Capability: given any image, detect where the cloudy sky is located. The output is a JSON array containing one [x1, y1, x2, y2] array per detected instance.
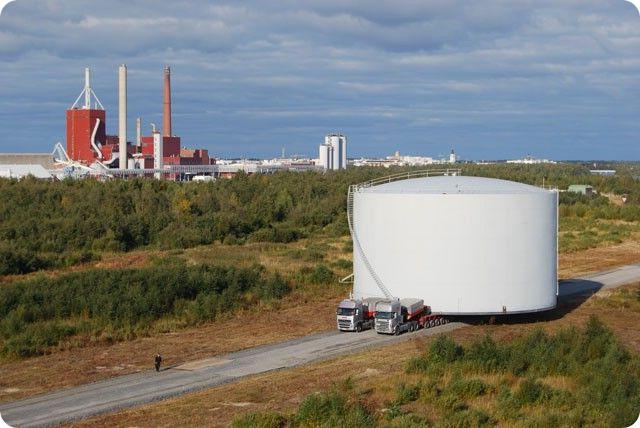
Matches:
[[0, 0, 639, 160]]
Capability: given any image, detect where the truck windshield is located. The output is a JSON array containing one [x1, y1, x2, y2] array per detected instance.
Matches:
[[376, 312, 395, 319], [337, 308, 355, 316]]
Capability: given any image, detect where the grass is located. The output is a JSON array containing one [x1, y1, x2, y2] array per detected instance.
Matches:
[[231, 316, 640, 427], [559, 217, 640, 253]]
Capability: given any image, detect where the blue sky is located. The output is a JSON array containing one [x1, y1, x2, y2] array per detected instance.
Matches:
[[0, 0, 639, 160]]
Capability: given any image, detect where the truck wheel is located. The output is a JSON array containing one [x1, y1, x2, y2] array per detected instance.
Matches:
[[435, 318, 441, 326], [356, 323, 362, 333], [409, 323, 414, 332], [394, 326, 400, 336]]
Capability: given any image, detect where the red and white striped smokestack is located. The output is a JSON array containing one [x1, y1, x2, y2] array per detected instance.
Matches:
[[163, 66, 172, 137]]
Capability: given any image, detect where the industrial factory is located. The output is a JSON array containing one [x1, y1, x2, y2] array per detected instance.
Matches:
[[0, 64, 335, 180], [65, 65, 215, 179]]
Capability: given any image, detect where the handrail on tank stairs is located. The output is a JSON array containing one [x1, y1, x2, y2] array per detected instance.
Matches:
[[346, 169, 462, 300]]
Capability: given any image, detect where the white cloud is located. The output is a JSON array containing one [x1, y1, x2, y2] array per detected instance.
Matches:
[[0, 0, 638, 159]]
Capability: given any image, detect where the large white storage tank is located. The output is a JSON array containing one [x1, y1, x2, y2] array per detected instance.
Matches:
[[350, 173, 558, 315]]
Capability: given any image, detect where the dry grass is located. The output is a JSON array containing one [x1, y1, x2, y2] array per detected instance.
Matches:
[[70, 283, 640, 428], [559, 238, 640, 279], [0, 235, 637, 404]]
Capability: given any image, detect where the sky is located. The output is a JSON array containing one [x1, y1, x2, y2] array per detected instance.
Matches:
[[0, 0, 639, 160]]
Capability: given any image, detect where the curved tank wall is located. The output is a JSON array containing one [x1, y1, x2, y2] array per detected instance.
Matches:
[[352, 176, 558, 315]]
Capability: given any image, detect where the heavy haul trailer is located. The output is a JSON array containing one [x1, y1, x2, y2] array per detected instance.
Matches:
[[374, 298, 448, 335], [337, 297, 447, 334]]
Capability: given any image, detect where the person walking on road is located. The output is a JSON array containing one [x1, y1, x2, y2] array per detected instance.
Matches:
[[154, 353, 162, 372]]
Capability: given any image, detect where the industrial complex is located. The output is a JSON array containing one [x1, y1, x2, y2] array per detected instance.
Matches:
[[65, 65, 214, 174], [0, 65, 328, 180]]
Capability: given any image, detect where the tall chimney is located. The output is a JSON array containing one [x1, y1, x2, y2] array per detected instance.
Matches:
[[118, 64, 127, 170], [84, 68, 91, 109], [136, 117, 142, 146], [163, 66, 172, 137]]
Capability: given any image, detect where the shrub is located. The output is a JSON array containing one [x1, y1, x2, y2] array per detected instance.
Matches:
[[309, 264, 335, 284], [438, 408, 493, 428], [395, 382, 420, 405], [332, 258, 353, 270], [294, 390, 375, 427], [231, 412, 287, 428], [0, 261, 290, 357], [514, 378, 554, 406], [446, 377, 490, 399], [406, 335, 464, 374]]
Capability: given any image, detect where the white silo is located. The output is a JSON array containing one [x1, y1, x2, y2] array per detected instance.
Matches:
[[326, 133, 347, 170], [329, 134, 342, 170], [340, 135, 347, 169], [349, 172, 558, 315], [319, 144, 333, 170]]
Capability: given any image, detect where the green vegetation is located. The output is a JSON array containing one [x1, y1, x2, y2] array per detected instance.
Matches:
[[233, 317, 640, 427], [1, 163, 639, 359], [2, 163, 640, 275], [0, 260, 289, 357]]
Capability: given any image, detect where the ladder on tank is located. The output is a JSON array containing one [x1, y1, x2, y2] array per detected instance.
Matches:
[[348, 184, 394, 300], [346, 169, 462, 301]]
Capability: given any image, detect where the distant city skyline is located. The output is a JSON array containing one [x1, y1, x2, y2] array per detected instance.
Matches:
[[0, 0, 639, 160]]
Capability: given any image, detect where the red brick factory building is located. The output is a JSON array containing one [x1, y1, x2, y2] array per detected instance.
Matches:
[[65, 65, 214, 177]]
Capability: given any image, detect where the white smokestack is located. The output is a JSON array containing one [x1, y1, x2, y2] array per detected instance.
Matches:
[[136, 117, 141, 147], [118, 64, 127, 170], [84, 68, 91, 109], [153, 129, 163, 180]]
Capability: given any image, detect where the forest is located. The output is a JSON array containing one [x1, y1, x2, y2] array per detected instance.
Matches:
[[1, 163, 639, 276]]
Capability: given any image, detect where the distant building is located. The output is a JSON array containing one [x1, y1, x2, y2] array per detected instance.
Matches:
[[568, 184, 595, 196], [449, 149, 457, 164], [318, 133, 347, 170], [0, 164, 53, 180], [590, 170, 616, 176], [507, 155, 556, 164], [0, 153, 56, 169]]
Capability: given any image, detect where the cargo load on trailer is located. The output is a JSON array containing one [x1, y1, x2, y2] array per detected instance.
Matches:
[[373, 298, 447, 335]]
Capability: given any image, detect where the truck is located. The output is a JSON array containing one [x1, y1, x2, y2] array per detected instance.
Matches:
[[374, 298, 446, 335], [336, 297, 385, 332]]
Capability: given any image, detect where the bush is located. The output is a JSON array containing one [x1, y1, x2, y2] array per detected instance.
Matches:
[[294, 390, 375, 427], [514, 378, 554, 406], [231, 412, 287, 428], [309, 264, 335, 284], [0, 261, 290, 357], [446, 377, 490, 399], [438, 409, 493, 428], [407, 335, 463, 373], [3, 321, 77, 357], [395, 382, 420, 405]]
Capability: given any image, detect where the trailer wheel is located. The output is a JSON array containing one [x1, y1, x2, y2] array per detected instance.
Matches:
[[429, 320, 435, 328], [435, 318, 441, 326]]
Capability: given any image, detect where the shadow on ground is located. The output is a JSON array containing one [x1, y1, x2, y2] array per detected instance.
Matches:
[[452, 279, 603, 327]]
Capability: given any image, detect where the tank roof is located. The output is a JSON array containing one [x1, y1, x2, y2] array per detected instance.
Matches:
[[360, 175, 550, 195]]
